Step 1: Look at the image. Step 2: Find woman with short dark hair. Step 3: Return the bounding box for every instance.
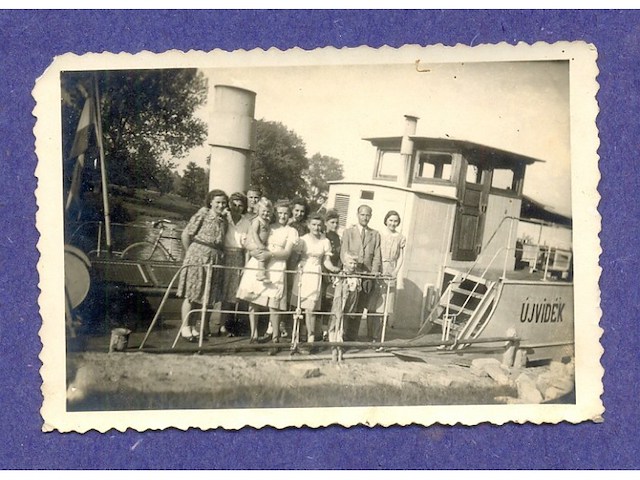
[291,212,340,350]
[220,191,251,336]
[289,196,309,236]
[320,208,342,340]
[374,210,406,333]
[176,189,229,342]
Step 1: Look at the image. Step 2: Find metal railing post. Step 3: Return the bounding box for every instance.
[139,264,186,349]
[198,264,213,349]
[96,221,103,257]
[543,248,552,281]
[291,265,304,353]
[502,217,514,279]
[442,283,453,341]
[380,277,392,343]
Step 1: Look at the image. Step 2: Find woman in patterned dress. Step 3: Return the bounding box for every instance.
[290,212,341,346]
[177,189,229,342]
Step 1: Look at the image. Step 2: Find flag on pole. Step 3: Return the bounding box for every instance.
[65,97,94,212]
[70,97,93,158]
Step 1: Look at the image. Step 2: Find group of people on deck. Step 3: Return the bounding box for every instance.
[175,187,406,360]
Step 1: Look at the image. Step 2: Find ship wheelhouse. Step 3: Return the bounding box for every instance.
[368,135,537,263]
[327,116,546,328]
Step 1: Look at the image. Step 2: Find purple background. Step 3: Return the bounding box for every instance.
[0,10,635,469]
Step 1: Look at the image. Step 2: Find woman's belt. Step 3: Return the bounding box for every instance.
[193,239,223,250]
[223,247,244,253]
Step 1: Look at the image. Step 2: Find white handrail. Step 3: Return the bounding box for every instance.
[138,261,394,351]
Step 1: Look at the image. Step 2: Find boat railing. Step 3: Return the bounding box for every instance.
[85,245,524,360]
[138,261,395,352]
[460,215,573,283]
[516,243,573,279]
[423,216,572,341]
[436,250,504,341]
[438,220,516,333]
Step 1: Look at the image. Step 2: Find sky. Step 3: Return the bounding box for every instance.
[178,60,571,217]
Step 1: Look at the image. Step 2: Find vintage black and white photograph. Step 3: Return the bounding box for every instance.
[36,43,602,432]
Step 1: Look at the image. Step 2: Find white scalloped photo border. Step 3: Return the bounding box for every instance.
[34,42,603,432]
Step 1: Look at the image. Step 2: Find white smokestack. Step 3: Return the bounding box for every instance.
[400,115,419,187]
[208,85,257,195]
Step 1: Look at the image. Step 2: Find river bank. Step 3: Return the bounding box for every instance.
[66,350,518,411]
[66,340,574,412]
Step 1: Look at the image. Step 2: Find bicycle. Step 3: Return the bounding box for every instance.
[120,219,183,262]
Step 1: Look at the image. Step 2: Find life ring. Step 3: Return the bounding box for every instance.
[64,244,91,309]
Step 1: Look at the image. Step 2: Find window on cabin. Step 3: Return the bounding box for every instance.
[491,168,516,191]
[360,190,375,200]
[376,151,403,180]
[415,152,454,181]
[465,164,482,184]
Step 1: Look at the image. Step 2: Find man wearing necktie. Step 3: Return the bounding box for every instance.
[340,204,382,341]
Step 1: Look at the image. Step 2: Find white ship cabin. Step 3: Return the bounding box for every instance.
[326,116,548,328]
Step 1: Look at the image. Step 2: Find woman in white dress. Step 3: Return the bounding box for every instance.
[290,213,341,346]
[236,200,298,347]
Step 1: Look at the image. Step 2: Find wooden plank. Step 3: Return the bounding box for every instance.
[278,352,396,362]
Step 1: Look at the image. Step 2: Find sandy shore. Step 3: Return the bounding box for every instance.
[65,347,575,412]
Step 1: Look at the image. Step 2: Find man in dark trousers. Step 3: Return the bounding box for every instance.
[339,204,382,341]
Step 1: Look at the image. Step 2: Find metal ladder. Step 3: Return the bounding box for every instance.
[434,270,496,344]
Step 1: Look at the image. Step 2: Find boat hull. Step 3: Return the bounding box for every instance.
[470,279,574,363]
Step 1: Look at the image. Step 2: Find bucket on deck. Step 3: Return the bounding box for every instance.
[109,328,132,353]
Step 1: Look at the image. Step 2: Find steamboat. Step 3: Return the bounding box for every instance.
[64,85,574,367]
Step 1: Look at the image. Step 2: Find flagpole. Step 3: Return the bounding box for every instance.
[93,74,112,253]
[65,92,92,216]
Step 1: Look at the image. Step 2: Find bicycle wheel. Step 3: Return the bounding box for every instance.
[120,241,169,262]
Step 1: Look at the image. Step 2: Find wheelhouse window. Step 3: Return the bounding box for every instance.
[375,150,403,180]
[414,151,454,182]
[491,168,516,190]
[465,164,483,184]
[490,165,525,195]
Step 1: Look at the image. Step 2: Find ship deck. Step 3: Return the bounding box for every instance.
[71,313,422,357]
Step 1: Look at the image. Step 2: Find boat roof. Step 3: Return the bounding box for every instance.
[327,180,459,202]
[363,136,545,169]
[521,195,572,227]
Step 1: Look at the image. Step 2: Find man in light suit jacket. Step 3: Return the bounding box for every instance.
[340,204,382,341]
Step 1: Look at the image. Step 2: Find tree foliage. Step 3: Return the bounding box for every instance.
[179,162,209,205]
[251,120,309,201]
[61,69,208,192]
[303,153,344,210]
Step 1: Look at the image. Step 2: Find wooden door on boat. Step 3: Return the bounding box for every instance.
[451,162,489,261]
